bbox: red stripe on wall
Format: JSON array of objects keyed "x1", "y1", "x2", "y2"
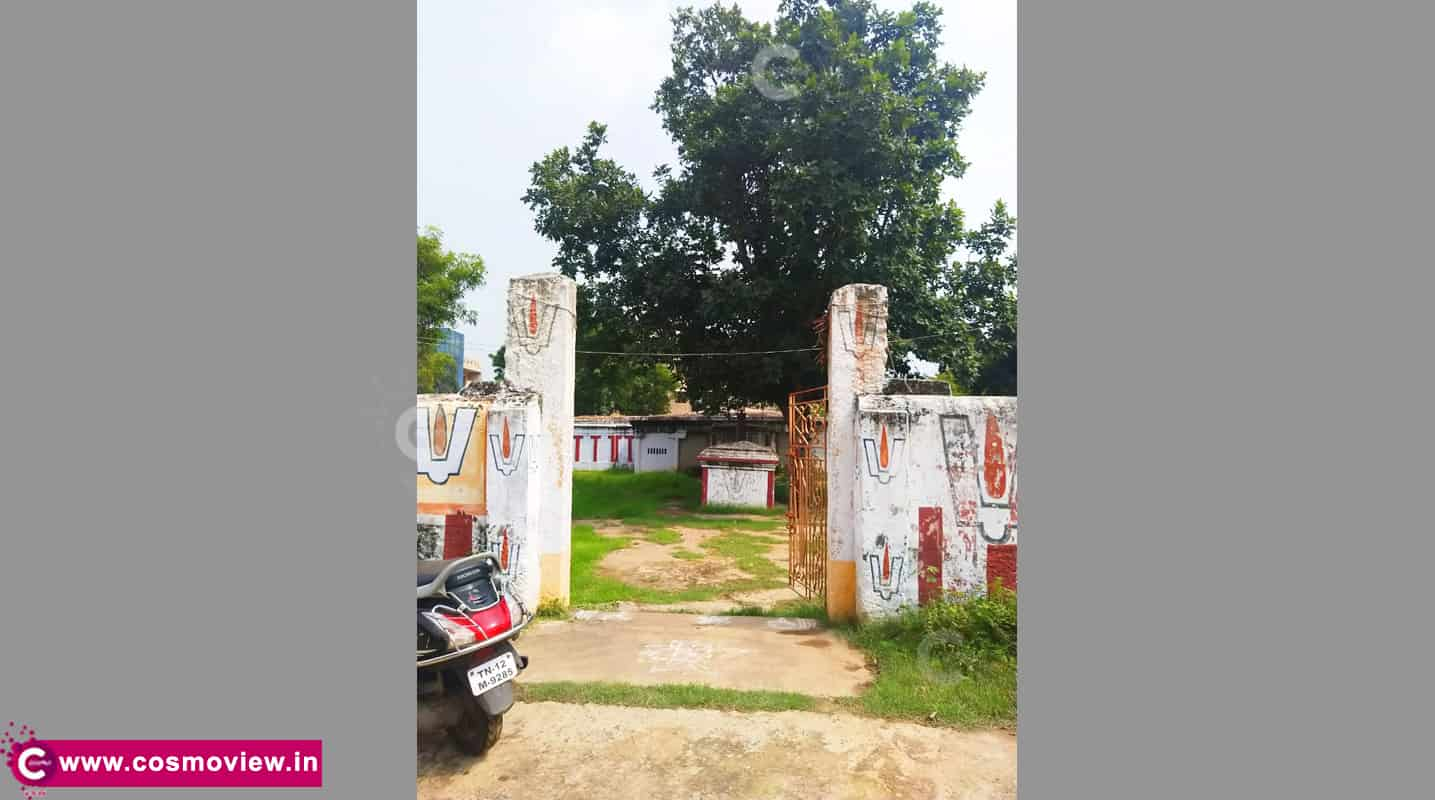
[
  {"x1": 610, "y1": 435, "x2": 618, "y2": 462},
  {"x1": 591, "y1": 436, "x2": 600, "y2": 461},
  {"x1": 443, "y1": 512, "x2": 474, "y2": 559},
  {"x1": 626, "y1": 435, "x2": 634, "y2": 463},
  {"x1": 767, "y1": 471, "x2": 775, "y2": 508},
  {"x1": 575, "y1": 436, "x2": 581, "y2": 462},
  {"x1": 986, "y1": 544, "x2": 1017, "y2": 593},
  {"x1": 917, "y1": 506, "x2": 943, "y2": 606},
  {"x1": 701, "y1": 467, "x2": 708, "y2": 504}
]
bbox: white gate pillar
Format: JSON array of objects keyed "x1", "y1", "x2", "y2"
[
  {"x1": 504, "y1": 273, "x2": 577, "y2": 605},
  {"x1": 824, "y1": 284, "x2": 889, "y2": 621}
]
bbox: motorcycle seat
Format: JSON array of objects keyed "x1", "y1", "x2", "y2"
[{"x1": 417, "y1": 557, "x2": 465, "y2": 588}]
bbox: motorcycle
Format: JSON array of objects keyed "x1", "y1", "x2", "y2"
[{"x1": 417, "y1": 552, "x2": 532, "y2": 755}]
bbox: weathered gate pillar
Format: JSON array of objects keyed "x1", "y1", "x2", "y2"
[
  {"x1": 504, "y1": 273, "x2": 577, "y2": 605},
  {"x1": 825, "y1": 284, "x2": 889, "y2": 621}
]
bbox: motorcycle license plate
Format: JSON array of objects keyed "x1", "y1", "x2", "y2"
[{"x1": 467, "y1": 652, "x2": 518, "y2": 697}]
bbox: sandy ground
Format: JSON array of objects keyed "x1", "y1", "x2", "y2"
[
  {"x1": 421, "y1": 518, "x2": 1013, "y2": 798},
  {"x1": 418, "y1": 702, "x2": 1016, "y2": 800},
  {"x1": 517, "y1": 611, "x2": 871, "y2": 695},
  {"x1": 595, "y1": 525, "x2": 751, "y2": 590},
  {"x1": 625, "y1": 585, "x2": 809, "y2": 614},
  {"x1": 591, "y1": 522, "x2": 791, "y2": 598}
]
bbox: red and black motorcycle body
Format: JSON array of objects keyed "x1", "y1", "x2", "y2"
[{"x1": 417, "y1": 553, "x2": 531, "y2": 755}]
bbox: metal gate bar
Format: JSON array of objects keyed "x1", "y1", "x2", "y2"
[{"x1": 787, "y1": 385, "x2": 828, "y2": 600}]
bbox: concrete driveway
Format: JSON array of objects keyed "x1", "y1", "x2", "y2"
[{"x1": 514, "y1": 611, "x2": 871, "y2": 695}]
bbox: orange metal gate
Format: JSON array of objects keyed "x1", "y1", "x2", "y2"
[{"x1": 786, "y1": 386, "x2": 828, "y2": 600}]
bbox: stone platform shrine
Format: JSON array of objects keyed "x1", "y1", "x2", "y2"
[{"x1": 697, "y1": 441, "x2": 779, "y2": 509}]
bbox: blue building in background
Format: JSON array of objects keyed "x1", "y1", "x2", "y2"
[{"x1": 435, "y1": 328, "x2": 464, "y2": 392}]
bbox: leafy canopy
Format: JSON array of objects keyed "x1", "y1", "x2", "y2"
[
  {"x1": 522, "y1": 0, "x2": 1016, "y2": 410},
  {"x1": 573, "y1": 287, "x2": 677, "y2": 415},
  {"x1": 491, "y1": 316, "x2": 675, "y2": 415},
  {"x1": 488, "y1": 344, "x2": 506, "y2": 383},
  {"x1": 417, "y1": 226, "x2": 485, "y2": 392}
]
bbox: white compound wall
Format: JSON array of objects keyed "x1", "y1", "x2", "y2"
[{"x1": 852, "y1": 394, "x2": 1017, "y2": 620}]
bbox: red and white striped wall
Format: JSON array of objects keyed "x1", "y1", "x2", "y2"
[{"x1": 573, "y1": 422, "x2": 637, "y2": 471}]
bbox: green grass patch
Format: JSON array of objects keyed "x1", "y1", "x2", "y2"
[
  {"x1": 517, "y1": 681, "x2": 816, "y2": 713},
  {"x1": 569, "y1": 524, "x2": 784, "y2": 606},
  {"x1": 697, "y1": 503, "x2": 786, "y2": 517},
  {"x1": 569, "y1": 475, "x2": 794, "y2": 607},
  {"x1": 723, "y1": 598, "x2": 829, "y2": 620},
  {"x1": 573, "y1": 470, "x2": 787, "y2": 520},
  {"x1": 699, "y1": 530, "x2": 787, "y2": 580},
  {"x1": 622, "y1": 513, "x2": 786, "y2": 533},
  {"x1": 837, "y1": 589, "x2": 1017, "y2": 727},
  {"x1": 644, "y1": 527, "x2": 681, "y2": 545},
  {"x1": 573, "y1": 470, "x2": 700, "y2": 519}
]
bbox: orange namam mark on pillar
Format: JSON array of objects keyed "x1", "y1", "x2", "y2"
[
  {"x1": 881, "y1": 539, "x2": 892, "y2": 582},
  {"x1": 432, "y1": 407, "x2": 448, "y2": 457},
  {"x1": 878, "y1": 423, "x2": 890, "y2": 470},
  {"x1": 854, "y1": 302, "x2": 865, "y2": 340},
  {"x1": 500, "y1": 527, "x2": 511, "y2": 570},
  {"x1": 983, "y1": 415, "x2": 1007, "y2": 498},
  {"x1": 501, "y1": 416, "x2": 512, "y2": 460},
  {"x1": 528, "y1": 296, "x2": 539, "y2": 336}
]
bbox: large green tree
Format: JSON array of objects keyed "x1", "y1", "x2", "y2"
[
  {"x1": 491, "y1": 320, "x2": 675, "y2": 415},
  {"x1": 574, "y1": 286, "x2": 677, "y2": 415},
  {"x1": 937, "y1": 201, "x2": 1017, "y2": 394},
  {"x1": 417, "y1": 226, "x2": 485, "y2": 392},
  {"x1": 522, "y1": 0, "x2": 1016, "y2": 410}
]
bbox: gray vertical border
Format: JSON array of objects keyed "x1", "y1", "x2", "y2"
[
  {"x1": 1022, "y1": 0, "x2": 1433, "y2": 796},
  {"x1": 0, "y1": 2, "x2": 414, "y2": 798}
]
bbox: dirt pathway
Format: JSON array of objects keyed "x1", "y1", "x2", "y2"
[
  {"x1": 620, "y1": 586, "x2": 806, "y2": 614},
  {"x1": 582, "y1": 519, "x2": 801, "y2": 612},
  {"x1": 518, "y1": 611, "x2": 870, "y2": 695},
  {"x1": 418, "y1": 702, "x2": 1016, "y2": 800}
]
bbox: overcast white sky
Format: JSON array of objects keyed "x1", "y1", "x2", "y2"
[{"x1": 417, "y1": 0, "x2": 1015, "y2": 364}]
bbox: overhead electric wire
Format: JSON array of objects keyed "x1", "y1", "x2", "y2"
[{"x1": 418, "y1": 332, "x2": 960, "y2": 358}]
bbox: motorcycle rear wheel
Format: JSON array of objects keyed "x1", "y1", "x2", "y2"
[{"x1": 450, "y1": 709, "x2": 503, "y2": 756}]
